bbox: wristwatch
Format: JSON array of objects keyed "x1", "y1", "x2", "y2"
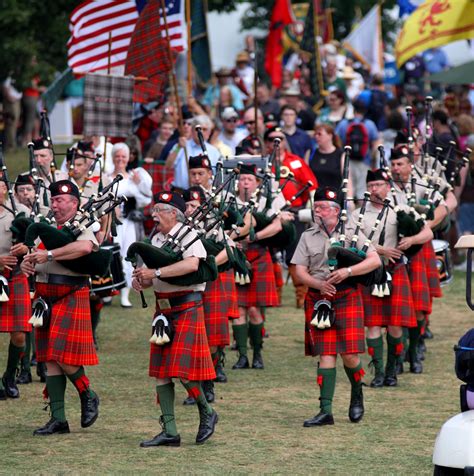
[
  {"x1": 47, "y1": 251, "x2": 54, "y2": 262},
  {"x1": 347, "y1": 267, "x2": 353, "y2": 276},
  {"x1": 154, "y1": 268, "x2": 162, "y2": 278}
]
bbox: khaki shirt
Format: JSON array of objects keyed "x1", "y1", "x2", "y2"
[
  {"x1": 151, "y1": 223, "x2": 207, "y2": 293},
  {"x1": 391, "y1": 175, "x2": 445, "y2": 209},
  {"x1": 291, "y1": 217, "x2": 375, "y2": 280},
  {"x1": 0, "y1": 202, "x2": 30, "y2": 255},
  {"x1": 25, "y1": 169, "x2": 68, "y2": 217},
  {"x1": 35, "y1": 222, "x2": 99, "y2": 283}
]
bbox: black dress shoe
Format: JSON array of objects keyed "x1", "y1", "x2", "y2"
[
  {"x1": 2, "y1": 376, "x2": 19, "y2": 398},
  {"x1": 16, "y1": 370, "x2": 32, "y2": 385},
  {"x1": 196, "y1": 409, "x2": 218, "y2": 444},
  {"x1": 33, "y1": 418, "x2": 70, "y2": 436},
  {"x1": 215, "y1": 362, "x2": 227, "y2": 383},
  {"x1": 384, "y1": 373, "x2": 398, "y2": 387},
  {"x1": 183, "y1": 396, "x2": 196, "y2": 405},
  {"x1": 80, "y1": 392, "x2": 99, "y2": 428},
  {"x1": 232, "y1": 355, "x2": 249, "y2": 370},
  {"x1": 303, "y1": 412, "x2": 334, "y2": 427},
  {"x1": 349, "y1": 389, "x2": 364, "y2": 423},
  {"x1": 252, "y1": 353, "x2": 264, "y2": 370},
  {"x1": 396, "y1": 362, "x2": 404, "y2": 375},
  {"x1": 202, "y1": 380, "x2": 215, "y2": 403},
  {"x1": 37, "y1": 363, "x2": 47, "y2": 383},
  {"x1": 140, "y1": 431, "x2": 181, "y2": 447},
  {"x1": 370, "y1": 374, "x2": 384, "y2": 388},
  {"x1": 409, "y1": 359, "x2": 423, "y2": 374}
]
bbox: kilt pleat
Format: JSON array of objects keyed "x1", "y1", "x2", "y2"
[
  {"x1": 406, "y1": 251, "x2": 432, "y2": 313},
  {"x1": 220, "y1": 269, "x2": 239, "y2": 319},
  {"x1": 149, "y1": 292, "x2": 216, "y2": 381},
  {"x1": 304, "y1": 288, "x2": 365, "y2": 356},
  {"x1": 237, "y1": 244, "x2": 278, "y2": 308},
  {"x1": 35, "y1": 283, "x2": 98, "y2": 366},
  {"x1": 0, "y1": 273, "x2": 31, "y2": 333},
  {"x1": 202, "y1": 274, "x2": 231, "y2": 347},
  {"x1": 362, "y1": 265, "x2": 417, "y2": 328},
  {"x1": 422, "y1": 242, "x2": 442, "y2": 298}
]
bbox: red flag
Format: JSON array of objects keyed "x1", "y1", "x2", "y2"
[{"x1": 264, "y1": 0, "x2": 294, "y2": 88}]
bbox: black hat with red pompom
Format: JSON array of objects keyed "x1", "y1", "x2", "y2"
[
  {"x1": 313, "y1": 186, "x2": 342, "y2": 205},
  {"x1": 49, "y1": 180, "x2": 80, "y2": 200},
  {"x1": 154, "y1": 191, "x2": 186, "y2": 213},
  {"x1": 366, "y1": 168, "x2": 390, "y2": 183}
]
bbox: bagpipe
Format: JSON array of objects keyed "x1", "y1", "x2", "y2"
[{"x1": 326, "y1": 147, "x2": 388, "y2": 287}]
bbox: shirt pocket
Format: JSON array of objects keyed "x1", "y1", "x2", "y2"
[{"x1": 308, "y1": 250, "x2": 324, "y2": 270}]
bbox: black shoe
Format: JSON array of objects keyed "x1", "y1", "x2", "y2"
[
  {"x1": 303, "y1": 412, "x2": 334, "y2": 427},
  {"x1": 196, "y1": 409, "x2": 218, "y2": 444},
  {"x1": 33, "y1": 418, "x2": 70, "y2": 436},
  {"x1": 16, "y1": 369, "x2": 32, "y2": 385},
  {"x1": 202, "y1": 380, "x2": 215, "y2": 403},
  {"x1": 396, "y1": 362, "x2": 404, "y2": 375},
  {"x1": 37, "y1": 363, "x2": 47, "y2": 383},
  {"x1": 80, "y1": 391, "x2": 99, "y2": 428},
  {"x1": 183, "y1": 396, "x2": 196, "y2": 405},
  {"x1": 409, "y1": 358, "x2": 423, "y2": 374},
  {"x1": 384, "y1": 373, "x2": 398, "y2": 387},
  {"x1": 423, "y1": 327, "x2": 434, "y2": 339},
  {"x1": 349, "y1": 389, "x2": 364, "y2": 423},
  {"x1": 2, "y1": 376, "x2": 19, "y2": 398},
  {"x1": 369, "y1": 374, "x2": 384, "y2": 388},
  {"x1": 232, "y1": 355, "x2": 249, "y2": 370},
  {"x1": 140, "y1": 431, "x2": 181, "y2": 447},
  {"x1": 252, "y1": 352, "x2": 264, "y2": 370},
  {"x1": 215, "y1": 363, "x2": 227, "y2": 383}
]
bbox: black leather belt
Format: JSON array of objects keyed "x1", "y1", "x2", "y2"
[
  {"x1": 47, "y1": 274, "x2": 90, "y2": 287},
  {"x1": 154, "y1": 292, "x2": 202, "y2": 310}
]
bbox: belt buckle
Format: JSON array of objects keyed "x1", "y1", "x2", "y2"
[{"x1": 158, "y1": 298, "x2": 171, "y2": 310}]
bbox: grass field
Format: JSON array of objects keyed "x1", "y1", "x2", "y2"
[{"x1": 0, "y1": 272, "x2": 472, "y2": 475}]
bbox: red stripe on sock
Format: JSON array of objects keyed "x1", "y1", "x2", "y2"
[
  {"x1": 394, "y1": 343, "x2": 404, "y2": 356},
  {"x1": 354, "y1": 368, "x2": 365, "y2": 382},
  {"x1": 317, "y1": 375, "x2": 323, "y2": 387},
  {"x1": 43, "y1": 386, "x2": 49, "y2": 400},
  {"x1": 74, "y1": 375, "x2": 90, "y2": 394},
  {"x1": 188, "y1": 386, "x2": 200, "y2": 399},
  {"x1": 368, "y1": 347, "x2": 374, "y2": 357}
]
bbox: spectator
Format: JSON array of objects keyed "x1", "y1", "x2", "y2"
[
  {"x1": 202, "y1": 68, "x2": 244, "y2": 113},
  {"x1": 317, "y1": 89, "x2": 353, "y2": 128},
  {"x1": 341, "y1": 63, "x2": 364, "y2": 101},
  {"x1": 21, "y1": 67, "x2": 44, "y2": 146},
  {"x1": 217, "y1": 107, "x2": 247, "y2": 154},
  {"x1": 281, "y1": 82, "x2": 316, "y2": 131},
  {"x1": 335, "y1": 99, "x2": 380, "y2": 199},
  {"x1": 280, "y1": 105, "x2": 313, "y2": 161},
  {"x1": 382, "y1": 111, "x2": 405, "y2": 161},
  {"x1": 455, "y1": 114, "x2": 474, "y2": 152},
  {"x1": 256, "y1": 82, "x2": 280, "y2": 118},
  {"x1": 358, "y1": 74, "x2": 390, "y2": 131},
  {"x1": 236, "y1": 107, "x2": 265, "y2": 155},
  {"x1": 1, "y1": 76, "x2": 22, "y2": 151},
  {"x1": 234, "y1": 51, "x2": 255, "y2": 97},
  {"x1": 143, "y1": 117, "x2": 177, "y2": 165},
  {"x1": 324, "y1": 56, "x2": 347, "y2": 96}
]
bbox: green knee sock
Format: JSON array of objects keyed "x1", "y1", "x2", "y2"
[
  {"x1": 317, "y1": 367, "x2": 336, "y2": 415},
  {"x1": 90, "y1": 301, "x2": 101, "y2": 335},
  {"x1": 66, "y1": 367, "x2": 95, "y2": 398},
  {"x1": 181, "y1": 380, "x2": 212, "y2": 415},
  {"x1": 4, "y1": 341, "x2": 25, "y2": 379},
  {"x1": 211, "y1": 351, "x2": 219, "y2": 370},
  {"x1": 22, "y1": 333, "x2": 32, "y2": 372},
  {"x1": 156, "y1": 383, "x2": 178, "y2": 436},
  {"x1": 233, "y1": 324, "x2": 248, "y2": 357},
  {"x1": 248, "y1": 322, "x2": 263, "y2": 354},
  {"x1": 46, "y1": 375, "x2": 67, "y2": 422},
  {"x1": 386, "y1": 334, "x2": 403, "y2": 375},
  {"x1": 344, "y1": 362, "x2": 365, "y2": 399},
  {"x1": 366, "y1": 336, "x2": 384, "y2": 377},
  {"x1": 408, "y1": 318, "x2": 425, "y2": 361}
]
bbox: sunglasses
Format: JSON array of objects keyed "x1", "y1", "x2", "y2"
[
  {"x1": 244, "y1": 120, "x2": 255, "y2": 125},
  {"x1": 224, "y1": 118, "x2": 237, "y2": 123}
]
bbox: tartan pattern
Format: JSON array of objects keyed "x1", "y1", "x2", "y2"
[
  {"x1": 237, "y1": 244, "x2": 278, "y2": 308},
  {"x1": 142, "y1": 161, "x2": 174, "y2": 222},
  {"x1": 362, "y1": 265, "x2": 417, "y2": 328},
  {"x1": 304, "y1": 288, "x2": 365, "y2": 356},
  {"x1": 202, "y1": 273, "x2": 231, "y2": 347},
  {"x1": 407, "y1": 251, "x2": 432, "y2": 313},
  {"x1": 421, "y1": 242, "x2": 443, "y2": 298},
  {"x1": 35, "y1": 283, "x2": 98, "y2": 366},
  {"x1": 124, "y1": 0, "x2": 172, "y2": 103},
  {"x1": 0, "y1": 274, "x2": 31, "y2": 333},
  {"x1": 220, "y1": 269, "x2": 239, "y2": 319},
  {"x1": 149, "y1": 292, "x2": 216, "y2": 381},
  {"x1": 83, "y1": 74, "x2": 134, "y2": 137}
]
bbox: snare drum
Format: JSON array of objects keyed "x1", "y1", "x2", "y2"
[
  {"x1": 90, "y1": 243, "x2": 127, "y2": 297},
  {"x1": 433, "y1": 239, "x2": 453, "y2": 286}
]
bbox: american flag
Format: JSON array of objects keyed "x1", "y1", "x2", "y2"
[{"x1": 68, "y1": 0, "x2": 186, "y2": 75}]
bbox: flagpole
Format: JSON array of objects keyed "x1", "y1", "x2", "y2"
[
  {"x1": 313, "y1": 0, "x2": 325, "y2": 110},
  {"x1": 186, "y1": 0, "x2": 192, "y2": 97}
]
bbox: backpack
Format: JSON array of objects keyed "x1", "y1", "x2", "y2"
[
  {"x1": 346, "y1": 121, "x2": 369, "y2": 160},
  {"x1": 366, "y1": 89, "x2": 388, "y2": 130}
]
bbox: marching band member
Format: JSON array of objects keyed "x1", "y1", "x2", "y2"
[
  {"x1": 21, "y1": 181, "x2": 100, "y2": 435},
  {"x1": 132, "y1": 191, "x2": 218, "y2": 447},
  {"x1": 291, "y1": 186, "x2": 381, "y2": 427}
]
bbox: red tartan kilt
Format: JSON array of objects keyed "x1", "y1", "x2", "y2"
[
  {"x1": 362, "y1": 265, "x2": 417, "y2": 328},
  {"x1": 35, "y1": 283, "x2": 98, "y2": 366},
  {"x1": 237, "y1": 244, "x2": 278, "y2": 308},
  {"x1": 422, "y1": 242, "x2": 442, "y2": 298},
  {"x1": 0, "y1": 273, "x2": 31, "y2": 333},
  {"x1": 149, "y1": 292, "x2": 216, "y2": 381},
  {"x1": 304, "y1": 288, "x2": 365, "y2": 356},
  {"x1": 202, "y1": 274, "x2": 231, "y2": 347},
  {"x1": 407, "y1": 251, "x2": 432, "y2": 313},
  {"x1": 220, "y1": 269, "x2": 239, "y2": 319}
]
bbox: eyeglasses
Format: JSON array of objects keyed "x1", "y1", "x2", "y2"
[
  {"x1": 313, "y1": 204, "x2": 336, "y2": 211},
  {"x1": 152, "y1": 206, "x2": 173, "y2": 213},
  {"x1": 244, "y1": 120, "x2": 255, "y2": 125}
]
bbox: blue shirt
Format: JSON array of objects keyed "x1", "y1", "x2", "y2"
[
  {"x1": 202, "y1": 84, "x2": 245, "y2": 112},
  {"x1": 173, "y1": 139, "x2": 222, "y2": 189},
  {"x1": 335, "y1": 117, "x2": 379, "y2": 165},
  {"x1": 422, "y1": 48, "x2": 448, "y2": 74},
  {"x1": 284, "y1": 128, "x2": 313, "y2": 160}
]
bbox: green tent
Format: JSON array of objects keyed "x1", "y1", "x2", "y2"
[{"x1": 429, "y1": 60, "x2": 474, "y2": 85}]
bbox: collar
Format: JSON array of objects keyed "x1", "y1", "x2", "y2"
[{"x1": 157, "y1": 222, "x2": 181, "y2": 240}]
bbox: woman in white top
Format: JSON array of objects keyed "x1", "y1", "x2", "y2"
[{"x1": 108, "y1": 142, "x2": 152, "y2": 307}]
